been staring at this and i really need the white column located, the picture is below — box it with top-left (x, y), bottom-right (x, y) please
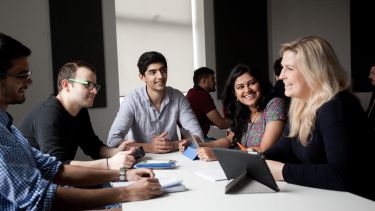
top-left (191, 0), bottom-right (206, 69)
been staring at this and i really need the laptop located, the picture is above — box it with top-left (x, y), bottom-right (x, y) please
top-left (213, 148), bottom-right (279, 193)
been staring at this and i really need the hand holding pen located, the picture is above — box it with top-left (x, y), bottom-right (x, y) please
top-left (236, 142), bottom-right (247, 151)
top-left (236, 142), bottom-right (258, 153)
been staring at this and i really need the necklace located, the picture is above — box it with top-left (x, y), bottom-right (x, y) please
top-left (250, 111), bottom-right (260, 124)
top-left (241, 111), bottom-right (261, 147)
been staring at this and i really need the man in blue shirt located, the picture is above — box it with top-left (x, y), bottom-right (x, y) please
top-left (107, 51), bottom-right (204, 153)
top-left (0, 32), bottom-right (162, 210)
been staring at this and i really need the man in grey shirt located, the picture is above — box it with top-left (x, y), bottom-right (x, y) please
top-left (107, 51), bottom-right (204, 153)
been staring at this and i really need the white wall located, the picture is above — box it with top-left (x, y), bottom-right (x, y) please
top-left (268, 0), bottom-right (371, 108)
top-left (115, 0), bottom-right (194, 95)
top-left (1, 0), bottom-right (54, 124)
top-left (0, 0), bottom-right (120, 160)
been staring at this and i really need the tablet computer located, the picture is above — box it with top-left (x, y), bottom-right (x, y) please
top-left (213, 148), bottom-right (279, 193)
top-left (179, 128), bottom-right (200, 149)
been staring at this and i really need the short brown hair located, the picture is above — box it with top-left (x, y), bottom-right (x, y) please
top-left (57, 60), bottom-right (96, 92)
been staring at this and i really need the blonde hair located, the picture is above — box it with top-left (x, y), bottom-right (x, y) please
top-left (280, 36), bottom-right (350, 145)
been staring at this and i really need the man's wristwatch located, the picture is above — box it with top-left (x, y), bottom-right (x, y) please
top-left (119, 167), bottom-right (126, 182)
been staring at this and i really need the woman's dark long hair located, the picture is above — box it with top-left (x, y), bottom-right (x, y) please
top-left (222, 64), bottom-right (274, 143)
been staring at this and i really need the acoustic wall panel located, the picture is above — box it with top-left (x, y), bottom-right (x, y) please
top-left (214, 0), bottom-right (268, 98)
top-left (49, 0), bottom-right (106, 107)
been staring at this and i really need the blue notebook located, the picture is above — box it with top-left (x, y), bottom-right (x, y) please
top-left (133, 160), bottom-right (176, 169)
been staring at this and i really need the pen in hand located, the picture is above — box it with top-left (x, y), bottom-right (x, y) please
top-left (236, 142), bottom-right (247, 151)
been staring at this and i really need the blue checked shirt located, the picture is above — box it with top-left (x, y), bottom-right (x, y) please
top-left (0, 110), bottom-right (62, 211)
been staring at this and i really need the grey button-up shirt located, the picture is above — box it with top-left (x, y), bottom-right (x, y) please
top-left (107, 86), bottom-right (204, 147)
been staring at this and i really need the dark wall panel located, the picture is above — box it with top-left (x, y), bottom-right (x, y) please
top-left (350, 0), bottom-right (375, 92)
top-left (214, 0), bottom-right (268, 98)
top-left (49, 0), bottom-right (106, 107)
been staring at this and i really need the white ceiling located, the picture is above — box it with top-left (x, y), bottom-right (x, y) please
top-left (115, 0), bottom-right (192, 24)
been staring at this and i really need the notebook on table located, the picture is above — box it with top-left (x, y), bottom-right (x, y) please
top-left (112, 175), bottom-right (186, 193)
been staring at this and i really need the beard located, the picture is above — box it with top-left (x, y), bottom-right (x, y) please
top-left (1, 89), bottom-right (26, 105)
top-left (9, 95), bottom-right (26, 105)
top-left (208, 87), bottom-right (216, 92)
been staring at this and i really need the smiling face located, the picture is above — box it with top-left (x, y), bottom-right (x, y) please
top-left (279, 50), bottom-right (311, 101)
top-left (0, 56), bottom-right (32, 109)
top-left (233, 72), bottom-right (261, 109)
top-left (140, 62), bottom-right (167, 92)
top-left (67, 67), bottom-right (98, 108)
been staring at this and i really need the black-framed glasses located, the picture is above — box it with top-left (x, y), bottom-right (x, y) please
top-left (68, 78), bottom-right (101, 91)
top-left (0, 69), bottom-right (32, 80)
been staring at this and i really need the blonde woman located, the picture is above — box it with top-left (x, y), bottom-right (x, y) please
top-left (265, 36), bottom-right (374, 200)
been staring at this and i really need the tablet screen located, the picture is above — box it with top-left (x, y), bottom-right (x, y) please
top-left (180, 128), bottom-right (200, 148)
top-left (213, 148), bottom-right (279, 192)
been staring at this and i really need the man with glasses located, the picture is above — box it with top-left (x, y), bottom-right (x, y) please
top-left (0, 32), bottom-right (162, 210)
top-left (20, 61), bottom-right (137, 171)
top-left (0, 68), bottom-right (32, 80)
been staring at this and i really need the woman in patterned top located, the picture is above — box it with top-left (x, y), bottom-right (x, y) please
top-left (180, 64), bottom-right (288, 161)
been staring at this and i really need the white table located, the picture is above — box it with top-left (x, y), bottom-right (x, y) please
top-left (121, 152), bottom-right (375, 211)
